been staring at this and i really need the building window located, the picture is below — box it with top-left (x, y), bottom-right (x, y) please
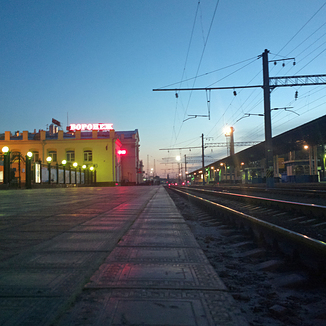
top-left (32, 151), bottom-right (39, 163)
top-left (66, 151), bottom-right (75, 162)
top-left (48, 151), bottom-right (57, 162)
top-left (84, 150), bottom-right (92, 162)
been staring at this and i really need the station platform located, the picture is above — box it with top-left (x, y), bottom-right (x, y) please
top-left (0, 186), bottom-right (247, 326)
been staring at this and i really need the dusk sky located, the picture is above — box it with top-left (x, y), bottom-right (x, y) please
top-left (1, 0), bottom-right (326, 178)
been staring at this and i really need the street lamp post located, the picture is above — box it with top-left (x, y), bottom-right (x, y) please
top-left (62, 160), bottom-right (67, 184)
top-left (2, 146), bottom-right (10, 184)
top-left (69, 164), bottom-right (72, 184)
top-left (25, 151), bottom-right (33, 189)
top-left (90, 166), bottom-right (94, 184)
top-left (73, 162), bottom-right (78, 184)
top-left (46, 156), bottom-right (52, 184)
top-left (56, 163), bottom-right (59, 184)
top-left (82, 165), bottom-right (86, 184)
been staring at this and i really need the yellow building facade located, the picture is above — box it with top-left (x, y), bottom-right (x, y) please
top-left (0, 127), bottom-right (141, 186)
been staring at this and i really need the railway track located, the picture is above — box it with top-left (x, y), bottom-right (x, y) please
top-left (169, 186), bottom-right (326, 273)
top-left (189, 184), bottom-right (326, 205)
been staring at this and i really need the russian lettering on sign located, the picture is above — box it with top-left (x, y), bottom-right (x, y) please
top-left (69, 123), bottom-right (113, 131)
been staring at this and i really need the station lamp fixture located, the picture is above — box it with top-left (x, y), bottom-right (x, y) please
top-left (223, 126), bottom-right (233, 136)
top-left (27, 152), bottom-right (33, 158)
top-left (46, 156), bottom-right (52, 163)
top-left (90, 166), bottom-right (94, 171)
top-left (304, 145), bottom-right (309, 150)
top-left (2, 146), bottom-right (9, 153)
top-left (73, 162), bottom-right (78, 168)
top-left (62, 160), bottom-right (67, 165)
top-left (82, 165), bottom-right (86, 169)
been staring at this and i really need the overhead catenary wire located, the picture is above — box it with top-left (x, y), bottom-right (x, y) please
top-left (274, 1), bottom-right (326, 57)
top-left (163, 2), bottom-right (326, 170)
top-left (173, 0), bottom-right (221, 144)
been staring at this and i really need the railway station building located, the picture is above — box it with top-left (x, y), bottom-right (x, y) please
top-left (0, 122), bottom-right (142, 186)
top-left (189, 115), bottom-right (326, 185)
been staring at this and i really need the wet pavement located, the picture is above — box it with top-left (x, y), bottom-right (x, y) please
top-left (0, 186), bottom-right (247, 325)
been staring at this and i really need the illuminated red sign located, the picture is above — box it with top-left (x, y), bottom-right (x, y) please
top-left (117, 149), bottom-right (127, 155)
top-left (70, 123), bottom-right (113, 131)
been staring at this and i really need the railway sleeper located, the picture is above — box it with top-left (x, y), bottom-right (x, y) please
top-left (172, 188), bottom-right (326, 276)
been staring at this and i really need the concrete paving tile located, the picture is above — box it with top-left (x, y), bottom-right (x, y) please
top-left (132, 218), bottom-right (187, 225)
top-left (70, 225), bottom-right (126, 232)
top-left (81, 219), bottom-right (131, 226)
top-left (56, 213), bottom-right (99, 218)
top-left (0, 239), bottom-right (44, 251)
top-left (124, 229), bottom-right (194, 237)
top-left (0, 269), bottom-right (87, 296)
top-left (53, 232), bottom-right (118, 241)
top-left (138, 215), bottom-right (184, 220)
top-left (14, 224), bottom-right (75, 232)
top-left (131, 222), bottom-right (190, 230)
top-left (85, 262), bottom-right (226, 290)
top-left (0, 297), bottom-right (65, 326)
top-left (0, 231), bottom-right (60, 240)
top-left (117, 234), bottom-right (200, 248)
top-left (104, 247), bottom-right (210, 264)
top-left (58, 289), bottom-right (247, 326)
top-left (34, 239), bottom-right (118, 252)
top-left (0, 251), bottom-right (107, 270)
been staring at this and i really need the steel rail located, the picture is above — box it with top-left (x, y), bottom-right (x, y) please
top-left (171, 187), bottom-right (326, 272)
top-left (199, 184), bottom-right (326, 199)
top-left (186, 187), bottom-right (326, 218)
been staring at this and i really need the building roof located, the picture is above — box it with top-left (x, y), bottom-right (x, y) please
top-left (191, 114), bottom-right (326, 173)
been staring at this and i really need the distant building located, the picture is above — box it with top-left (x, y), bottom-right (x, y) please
top-left (0, 124), bottom-right (142, 186)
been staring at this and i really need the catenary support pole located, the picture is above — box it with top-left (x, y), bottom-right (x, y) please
top-left (262, 49), bottom-right (274, 188)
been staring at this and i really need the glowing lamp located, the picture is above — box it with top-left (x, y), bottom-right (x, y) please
top-left (73, 162), bottom-right (78, 168)
top-left (27, 152), bottom-right (33, 158)
top-left (224, 126), bottom-right (234, 136)
top-left (82, 165), bottom-right (86, 169)
top-left (304, 145), bottom-right (309, 150)
top-left (46, 156), bottom-right (52, 163)
top-left (2, 146), bottom-right (9, 153)
top-left (118, 149), bottom-right (127, 155)
top-left (90, 166), bottom-right (94, 171)
top-left (62, 160), bottom-right (67, 165)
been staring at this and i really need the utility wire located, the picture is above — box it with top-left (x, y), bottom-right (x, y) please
top-left (170, 1), bottom-right (201, 147)
top-left (285, 21), bottom-right (326, 57)
top-left (174, 0), bottom-right (221, 143)
top-left (158, 56), bottom-right (258, 89)
top-left (275, 1), bottom-right (326, 57)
